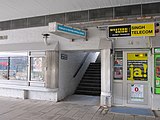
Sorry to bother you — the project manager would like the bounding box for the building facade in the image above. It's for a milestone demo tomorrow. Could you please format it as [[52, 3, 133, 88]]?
[[0, 1, 159, 110]]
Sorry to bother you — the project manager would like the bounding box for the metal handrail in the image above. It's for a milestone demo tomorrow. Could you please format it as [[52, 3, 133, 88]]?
[[73, 52, 89, 78]]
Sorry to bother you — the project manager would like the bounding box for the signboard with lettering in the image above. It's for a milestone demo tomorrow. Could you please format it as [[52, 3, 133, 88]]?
[[154, 51, 160, 94], [131, 84, 144, 102], [127, 53, 148, 81], [0, 35, 8, 40], [109, 25, 131, 37], [155, 48, 160, 53], [109, 23, 155, 37], [49, 22, 87, 40]]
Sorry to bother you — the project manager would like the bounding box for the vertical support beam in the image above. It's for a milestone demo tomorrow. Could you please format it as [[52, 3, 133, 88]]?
[[45, 51, 59, 89], [101, 49, 112, 107], [27, 52, 31, 86]]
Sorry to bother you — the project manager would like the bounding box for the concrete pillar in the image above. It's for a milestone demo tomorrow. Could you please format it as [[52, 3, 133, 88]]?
[[101, 49, 112, 107], [45, 51, 59, 89]]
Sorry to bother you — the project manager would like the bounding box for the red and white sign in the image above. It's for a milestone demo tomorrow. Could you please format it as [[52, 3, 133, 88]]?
[[135, 87, 139, 92], [131, 84, 144, 102]]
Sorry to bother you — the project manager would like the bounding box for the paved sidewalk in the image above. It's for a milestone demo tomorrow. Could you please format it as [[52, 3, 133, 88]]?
[[0, 97, 158, 120]]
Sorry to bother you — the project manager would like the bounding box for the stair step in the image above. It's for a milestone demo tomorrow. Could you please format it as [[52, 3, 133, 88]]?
[[86, 71, 101, 74], [75, 62, 101, 96], [77, 86, 101, 91], [84, 74, 101, 77], [90, 62, 101, 64], [90, 63, 101, 65], [81, 79, 100, 83], [79, 82, 101, 87], [88, 65, 101, 67], [75, 90, 100, 96], [85, 73, 101, 76], [83, 76, 101, 80], [87, 68, 101, 71]]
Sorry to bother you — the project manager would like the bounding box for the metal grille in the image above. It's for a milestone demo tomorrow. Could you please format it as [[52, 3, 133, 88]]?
[[11, 18, 27, 29], [115, 5, 141, 17], [46, 13, 65, 25], [142, 2, 160, 15], [66, 10, 88, 23], [0, 2, 159, 31], [0, 21, 11, 30], [89, 8, 113, 21], [28, 16, 45, 27]]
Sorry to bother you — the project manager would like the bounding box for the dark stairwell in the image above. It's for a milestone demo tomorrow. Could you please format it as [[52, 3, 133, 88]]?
[[75, 62, 101, 96]]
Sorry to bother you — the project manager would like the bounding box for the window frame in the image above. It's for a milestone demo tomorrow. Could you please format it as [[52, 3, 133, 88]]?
[[28, 51, 46, 86]]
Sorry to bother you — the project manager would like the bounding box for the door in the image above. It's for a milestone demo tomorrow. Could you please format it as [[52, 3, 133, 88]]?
[[123, 51, 150, 108]]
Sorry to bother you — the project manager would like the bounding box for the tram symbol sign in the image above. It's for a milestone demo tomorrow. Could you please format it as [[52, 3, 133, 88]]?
[[135, 87, 139, 92]]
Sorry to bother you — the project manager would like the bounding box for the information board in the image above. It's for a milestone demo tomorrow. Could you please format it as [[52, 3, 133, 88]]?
[[109, 23, 155, 37], [131, 84, 144, 102]]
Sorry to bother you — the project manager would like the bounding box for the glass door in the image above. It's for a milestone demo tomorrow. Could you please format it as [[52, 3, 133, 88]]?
[[123, 51, 150, 108]]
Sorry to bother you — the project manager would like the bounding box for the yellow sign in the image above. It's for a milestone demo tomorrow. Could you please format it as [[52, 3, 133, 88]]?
[[131, 23, 155, 37], [109, 23, 155, 37], [127, 53, 148, 81], [127, 53, 148, 60]]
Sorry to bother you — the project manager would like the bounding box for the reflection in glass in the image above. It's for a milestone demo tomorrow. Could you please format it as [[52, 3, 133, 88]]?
[[0, 57, 8, 80], [9, 57, 28, 80], [114, 51, 123, 80], [0, 52, 28, 81], [31, 57, 45, 81]]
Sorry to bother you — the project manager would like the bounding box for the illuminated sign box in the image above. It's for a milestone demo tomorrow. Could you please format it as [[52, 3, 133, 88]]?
[[49, 22, 87, 40], [109, 23, 155, 37]]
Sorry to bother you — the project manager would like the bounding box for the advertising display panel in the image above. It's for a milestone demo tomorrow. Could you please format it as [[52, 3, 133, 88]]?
[[127, 53, 148, 81], [154, 48, 160, 94], [131, 84, 144, 102], [109, 23, 155, 37]]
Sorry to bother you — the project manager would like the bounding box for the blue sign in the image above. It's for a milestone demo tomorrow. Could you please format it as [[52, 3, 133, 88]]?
[[57, 24, 86, 37]]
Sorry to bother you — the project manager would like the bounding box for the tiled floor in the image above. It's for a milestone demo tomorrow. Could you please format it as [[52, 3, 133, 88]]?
[[0, 97, 158, 120]]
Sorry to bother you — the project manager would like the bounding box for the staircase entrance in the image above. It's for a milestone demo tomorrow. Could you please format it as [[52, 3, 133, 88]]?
[[60, 51, 101, 105], [75, 62, 101, 96]]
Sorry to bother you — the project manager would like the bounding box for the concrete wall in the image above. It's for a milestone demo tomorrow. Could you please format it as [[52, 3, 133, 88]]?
[[58, 51, 99, 100], [27, 90, 58, 101], [0, 84, 58, 101], [114, 37, 150, 49], [0, 26, 107, 102], [0, 26, 109, 51]]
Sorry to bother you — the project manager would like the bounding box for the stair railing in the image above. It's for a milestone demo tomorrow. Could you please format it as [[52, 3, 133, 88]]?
[[73, 52, 90, 78]]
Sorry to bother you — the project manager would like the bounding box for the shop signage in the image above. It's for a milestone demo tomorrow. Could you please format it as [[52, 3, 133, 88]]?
[[131, 84, 144, 102], [155, 48, 160, 53], [49, 22, 87, 40], [57, 24, 86, 37], [0, 35, 8, 40], [109, 25, 131, 37], [127, 53, 148, 81], [154, 53, 160, 94], [109, 23, 155, 37]]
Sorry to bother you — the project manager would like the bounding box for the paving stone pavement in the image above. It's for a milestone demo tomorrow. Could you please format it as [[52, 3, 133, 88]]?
[[0, 97, 159, 120]]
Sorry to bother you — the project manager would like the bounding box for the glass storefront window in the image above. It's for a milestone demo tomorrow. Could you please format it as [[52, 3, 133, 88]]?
[[0, 52, 28, 80], [0, 57, 8, 80], [9, 57, 28, 80], [31, 57, 45, 81], [114, 51, 123, 80]]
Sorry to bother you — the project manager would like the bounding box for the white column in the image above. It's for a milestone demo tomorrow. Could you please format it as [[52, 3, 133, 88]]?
[[101, 49, 112, 107]]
